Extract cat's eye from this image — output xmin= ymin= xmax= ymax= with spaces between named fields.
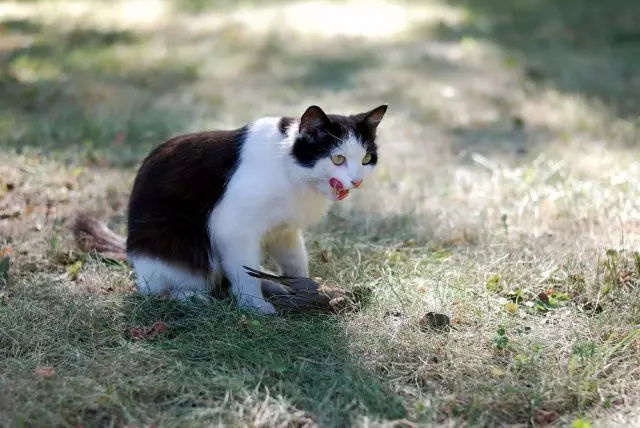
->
xmin=362 ymin=153 xmax=372 ymax=165
xmin=331 ymin=154 xmax=346 ymax=165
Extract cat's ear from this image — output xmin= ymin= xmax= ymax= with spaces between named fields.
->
xmin=299 ymin=105 xmax=330 ymax=136
xmin=355 ymin=104 xmax=388 ymax=131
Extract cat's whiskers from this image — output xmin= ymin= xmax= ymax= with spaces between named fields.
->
xmin=325 ymin=130 xmax=347 ymax=146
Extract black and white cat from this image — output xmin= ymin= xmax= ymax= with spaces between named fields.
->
xmin=78 ymin=104 xmax=387 ymax=314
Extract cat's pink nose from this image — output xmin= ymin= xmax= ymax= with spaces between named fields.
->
xmin=351 ymin=179 xmax=362 ymax=188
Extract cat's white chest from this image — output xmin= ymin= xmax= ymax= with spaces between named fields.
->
xmin=289 ymin=190 xmax=330 ymax=229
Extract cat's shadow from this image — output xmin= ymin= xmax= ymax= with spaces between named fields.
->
xmin=119 ymin=294 xmax=406 ymax=425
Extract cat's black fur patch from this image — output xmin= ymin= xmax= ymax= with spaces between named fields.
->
xmin=278 ymin=117 xmax=294 ymax=137
xmin=126 ymin=127 xmax=248 ymax=276
xmin=290 ymin=107 xmax=384 ymax=168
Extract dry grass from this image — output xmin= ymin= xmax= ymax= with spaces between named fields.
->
xmin=1 ymin=0 xmax=640 ymax=426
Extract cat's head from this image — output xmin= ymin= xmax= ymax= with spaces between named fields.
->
xmin=290 ymin=104 xmax=388 ymax=201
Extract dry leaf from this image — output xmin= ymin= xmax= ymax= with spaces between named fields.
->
xmin=125 ymin=321 xmax=169 ymax=341
xmin=33 ymin=367 xmax=56 ymax=378
xmin=504 ymin=302 xmax=518 ymax=313
xmin=419 ymin=312 xmax=455 ymax=332
xmin=490 ymin=366 xmax=505 ymax=378
xmin=534 ymin=408 xmax=558 ymax=426
xmin=538 ymin=291 xmax=549 ymax=303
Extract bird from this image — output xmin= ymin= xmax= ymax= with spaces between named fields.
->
xmin=243 ymin=265 xmax=357 ymax=314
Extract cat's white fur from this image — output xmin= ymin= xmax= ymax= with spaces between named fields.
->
xmin=129 ymin=117 xmax=375 ymax=314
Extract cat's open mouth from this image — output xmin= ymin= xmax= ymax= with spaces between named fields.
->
xmin=329 ymin=178 xmax=349 ymax=201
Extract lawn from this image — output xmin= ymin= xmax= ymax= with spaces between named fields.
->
xmin=1 ymin=0 xmax=639 ymax=426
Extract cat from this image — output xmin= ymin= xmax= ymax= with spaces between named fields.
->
xmin=74 ymin=104 xmax=387 ymax=314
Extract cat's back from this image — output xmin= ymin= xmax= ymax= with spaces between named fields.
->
xmin=133 ymin=128 xmax=246 ymax=198
xmin=126 ymin=126 xmax=249 ymax=272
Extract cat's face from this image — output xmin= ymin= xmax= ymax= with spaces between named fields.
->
xmin=291 ymin=104 xmax=387 ymax=201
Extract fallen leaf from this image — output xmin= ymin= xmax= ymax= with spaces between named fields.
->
xmin=538 ymin=291 xmax=549 ymax=303
xmin=33 ymin=367 xmax=55 ymax=378
xmin=66 ymin=260 xmax=83 ymax=281
xmin=420 ymin=312 xmax=455 ymax=332
xmin=504 ymin=302 xmax=518 ymax=313
xmin=125 ymin=321 xmax=169 ymax=341
xmin=320 ymin=249 xmax=331 ymax=263
xmin=126 ymin=327 xmax=143 ymax=340
xmin=490 ymin=366 xmax=505 ymax=378
xmin=534 ymin=408 xmax=558 ymax=426
xmin=571 ymin=418 xmax=592 ymax=428
xmin=151 ymin=321 xmax=168 ymax=334
xmin=0 ymin=246 xmax=10 ymax=258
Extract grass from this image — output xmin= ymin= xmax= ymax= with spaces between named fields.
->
xmin=1 ymin=0 xmax=640 ymax=426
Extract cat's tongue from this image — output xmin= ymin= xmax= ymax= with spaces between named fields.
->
xmin=329 ymin=178 xmax=349 ymax=201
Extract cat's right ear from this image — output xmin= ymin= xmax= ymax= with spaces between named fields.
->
xmin=299 ymin=105 xmax=330 ymax=136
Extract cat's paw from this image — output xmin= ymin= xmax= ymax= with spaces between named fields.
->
xmin=238 ymin=296 xmax=277 ymax=315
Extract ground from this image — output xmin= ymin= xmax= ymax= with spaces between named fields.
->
xmin=1 ymin=0 xmax=640 ymax=427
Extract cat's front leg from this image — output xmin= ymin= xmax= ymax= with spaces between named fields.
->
xmin=265 ymin=227 xmax=309 ymax=277
xmin=214 ymin=234 xmax=277 ymax=315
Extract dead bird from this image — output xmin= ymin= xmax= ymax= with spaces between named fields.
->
xmin=246 ymin=266 xmax=358 ymax=314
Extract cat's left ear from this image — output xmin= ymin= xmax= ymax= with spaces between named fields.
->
xmin=355 ymin=104 xmax=388 ymax=131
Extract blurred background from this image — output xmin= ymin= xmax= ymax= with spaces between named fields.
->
xmin=2 ymin=0 xmax=640 ymax=257
xmin=1 ymin=0 xmax=638 ymax=164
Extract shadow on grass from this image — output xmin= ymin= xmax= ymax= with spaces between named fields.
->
xmin=126 ymin=296 xmax=407 ymax=426
xmin=169 ymin=0 xmax=294 ymax=13
xmin=0 ymin=18 xmax=198 ymax=166
xmin=425 ymin=0 xmax=640 ymax=123
xmin=0 ymin=282 xmax=407 ymax=427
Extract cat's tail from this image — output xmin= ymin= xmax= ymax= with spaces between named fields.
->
xmin=72 ymin=213 xmax=127 ymax=259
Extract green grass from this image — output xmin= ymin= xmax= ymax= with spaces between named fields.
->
xmin=1 ymin=0 xmax=640 ymax=426
xmin=0 ymin=281 xmax=406 ymax=426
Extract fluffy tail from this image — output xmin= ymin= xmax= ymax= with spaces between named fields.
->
xmin=72 ymin=213 xmax=127 ymax=259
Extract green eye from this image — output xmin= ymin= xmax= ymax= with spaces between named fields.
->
xmin=362 ymin=153 xmax=372 ymax=165
xmin=331 ymin=154 xmax=346 ymax=165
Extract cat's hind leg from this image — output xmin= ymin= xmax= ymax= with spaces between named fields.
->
xmin=129 ymin=254 xmax=210 ymax=302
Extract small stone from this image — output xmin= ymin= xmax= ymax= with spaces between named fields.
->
xmin=419 ymin=312 xmax=454 ymax=332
